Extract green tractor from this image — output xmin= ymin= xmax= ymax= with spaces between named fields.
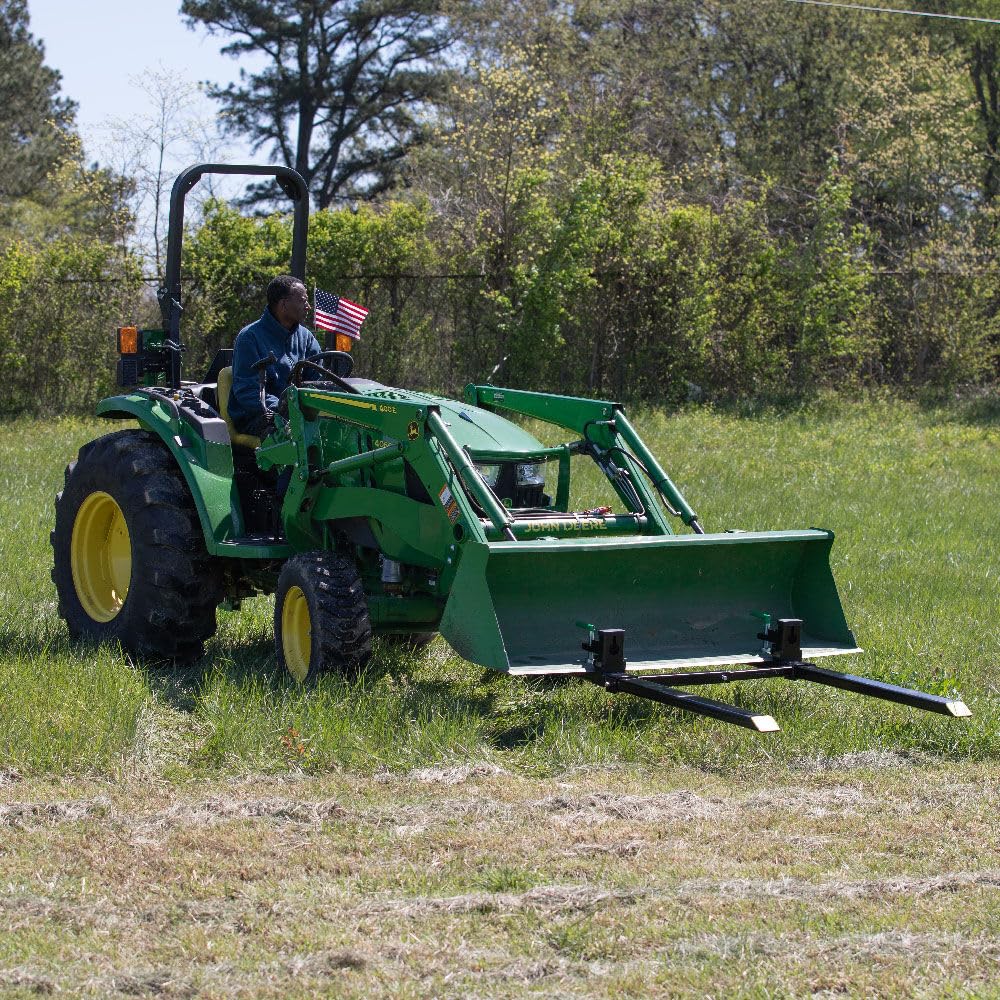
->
xmin=51 ymin=164 xmax=971 ymax=732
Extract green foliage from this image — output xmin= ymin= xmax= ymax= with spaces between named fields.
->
xmin=2 ymin=0 xmax=991 ymax=412
xmin=0 ymin=237 xmax=143 ymax=416
xmin=0 ymin=132 xmax=134 ymax=246
xmin=878 ymin=232 xmax=1000 ymax=387
xmin=181 ymin=199 xmax=293 ymax=374
xmin=433 ymin=1 xmax=999 ymax=396
xmin=0 ymin=4 xmax=138 ymax=418
xmin=308 ymin=199 xmax=440 ymax=384
xmin=411 ymin=135 xmax=881 ymax=398
xmin=785 ymin=161 xmax=877 ymax=388
xmin=183 ymin=198 xmax=443 ymax=386
xmin=176 ymin=158 xmax=903 ymax=402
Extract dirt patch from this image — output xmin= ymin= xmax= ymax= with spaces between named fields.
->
xmin=537 ymin=790 xmax=724 ymax=825
xmin=742 ymin=784 xmax=872 ymax=817
xmin=154 ymin=797 xmax=345 ymax=827
xmin=405 ymin=762 xmax=512 ymax=785
xmin=285 ymin=951 xmax=367 ymax=975
xmin=112 ymin=969 xmax=194 ymax=996
xmin=360 ymin=883 xmax=645 ymax=918
xmin=0 ymin=969 xmax=58 ymax=995
xmin=684 ymin=869 xmax=1000 ymax=902
xmin=567 ymin=840 xmax=646 ymax=858
xmin=0 ymin=797 xmax=112 ymax=829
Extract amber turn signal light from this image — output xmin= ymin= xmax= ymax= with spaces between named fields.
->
xmin=117 ymin=327 xmax=139 ymax=354
xmin=335 ymin=333 xmax=354 ymax=353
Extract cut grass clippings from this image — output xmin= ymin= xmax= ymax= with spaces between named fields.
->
xmin=2 ymin=763 xmax=1000 ymax=997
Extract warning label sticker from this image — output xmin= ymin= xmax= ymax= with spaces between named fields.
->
xmin=438 ymin=485 xmax=460 ymax=523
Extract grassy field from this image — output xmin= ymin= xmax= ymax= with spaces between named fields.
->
xmin=1 ymin=398 xmax=998 ymax=997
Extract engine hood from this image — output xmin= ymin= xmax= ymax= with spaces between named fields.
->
xmin=365 ymin=387 xmax=547 ymax=454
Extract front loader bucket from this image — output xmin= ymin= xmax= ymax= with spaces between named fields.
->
xmin=439 ymin=530 xmax=859 ymax=674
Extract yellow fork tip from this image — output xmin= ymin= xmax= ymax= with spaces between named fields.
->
xmin=947 ymin=700 xmax=972 ymax=718
xmin=753 ymin=715 xmax=781 ymax=733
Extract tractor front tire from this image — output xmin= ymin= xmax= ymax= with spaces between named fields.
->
xmin=275 ymin=551 xmax=372 ymax=682
xmin=51 ymin=429 xmax=222 ymax=662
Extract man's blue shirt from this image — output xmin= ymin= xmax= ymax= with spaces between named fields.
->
xmin=228 ymin=309 xmax=321 ymax=434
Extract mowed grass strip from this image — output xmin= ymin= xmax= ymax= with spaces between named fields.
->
xmin=0 ymin=399 xmax=997 ymax=779
xmin=1 ymin=763 xmax=999 ymax=998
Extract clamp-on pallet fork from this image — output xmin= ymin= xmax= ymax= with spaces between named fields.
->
xmin=581 ymin=618 xmax=971 ymax=733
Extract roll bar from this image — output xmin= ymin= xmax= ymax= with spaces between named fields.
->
xmin=156 ymin=163 xmax=310 ymax=387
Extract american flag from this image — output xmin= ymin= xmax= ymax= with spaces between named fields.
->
xmin=313 ymin=287 xmax=369 ymax=340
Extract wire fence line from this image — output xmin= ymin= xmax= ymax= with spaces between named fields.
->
xmin=1 ymin=262 xmax=994 ymax=417
xmin=784 ymin=0 xmax=1000 ymax=25
xmin=38 ymin=267 xmax=1000 ymax=286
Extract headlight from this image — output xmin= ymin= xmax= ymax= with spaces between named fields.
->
xmin=475 ymin=463 xmax=501 ymax=487
xmin=516 ymin=462 xmax=544 ymax=486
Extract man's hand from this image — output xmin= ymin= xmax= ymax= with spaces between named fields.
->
xmin=250 ymin=352 xmax=278 ymax=429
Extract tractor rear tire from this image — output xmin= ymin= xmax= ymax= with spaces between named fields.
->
xmin=51 ymin=429 xmax=223 ymax=662
xmin=275 ymin=551 xmax=373 ymax=682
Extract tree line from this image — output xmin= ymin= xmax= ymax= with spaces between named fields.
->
xmin=0 ymin=0 xmax=998 ymax=415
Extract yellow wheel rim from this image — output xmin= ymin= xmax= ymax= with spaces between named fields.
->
xmin=70 ymin=491 xmax=132 ymax=623
xmin=282 ymin=585 xmax=312 ymax=682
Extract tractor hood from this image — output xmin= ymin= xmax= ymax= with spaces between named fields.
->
xmin=365 ymin=387 xmax=547 ymax=454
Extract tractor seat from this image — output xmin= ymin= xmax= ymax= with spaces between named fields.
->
xmin=217 ymin=367 xmax=262 ymax=450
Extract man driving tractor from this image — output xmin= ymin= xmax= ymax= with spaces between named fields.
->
xmin=228 ymin=275 xmax=321 ymax=438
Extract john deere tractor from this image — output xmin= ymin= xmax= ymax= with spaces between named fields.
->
xmin=50 ymin=164 xmax=971 ymax=732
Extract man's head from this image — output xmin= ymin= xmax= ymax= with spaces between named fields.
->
xmin=267 ymin=275 xmax=310 ymax=331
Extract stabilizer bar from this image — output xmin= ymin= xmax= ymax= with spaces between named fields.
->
xmin=579 ymin=622 xmax=971 ymax=733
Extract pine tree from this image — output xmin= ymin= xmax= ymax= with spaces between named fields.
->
xmin=182 ymin=0 xmax=452 ymax=208
xmin=0 ymin=0 xmax=76 ymax=202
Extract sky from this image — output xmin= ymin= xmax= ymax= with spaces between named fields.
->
xmin=28 ymin=0 xmax=272 ymax=259
xmin=29 ymin=0 xmax=263 ymax=166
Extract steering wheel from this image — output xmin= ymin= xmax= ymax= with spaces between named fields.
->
xmin=289 ymin=351 xmax=357 ymax=392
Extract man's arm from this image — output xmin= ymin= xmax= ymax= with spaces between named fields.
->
xmin=230 ymin=331 xmax=279 ymax=432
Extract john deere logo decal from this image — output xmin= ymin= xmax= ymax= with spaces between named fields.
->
xmin=407 ymin=421 xmax=419 ymax=441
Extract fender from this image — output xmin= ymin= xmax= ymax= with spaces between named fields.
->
xmin=97 ymin=393 xmax=288 ymax=558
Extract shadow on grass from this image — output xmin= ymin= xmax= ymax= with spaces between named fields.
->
xmin=914 ymin=387 xmax=1000 ymax=425
xmin=140 ymin=635 xmax=501 ymax=723
xmin=0 ymin=615 xmax=76 ymax=658
xmin=19 ymin=619 xmax=992 ymax=770
xmin=682 ymin=388 xmax=1000 ymax=427
xmin=952 ymin=392 xmax=1000 ymax=425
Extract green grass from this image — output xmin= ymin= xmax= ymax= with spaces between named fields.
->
xmin=1 ymin=398 xmax=998 ymax=780
xmin=2 ymin=401 xmax=1000 ymax=997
